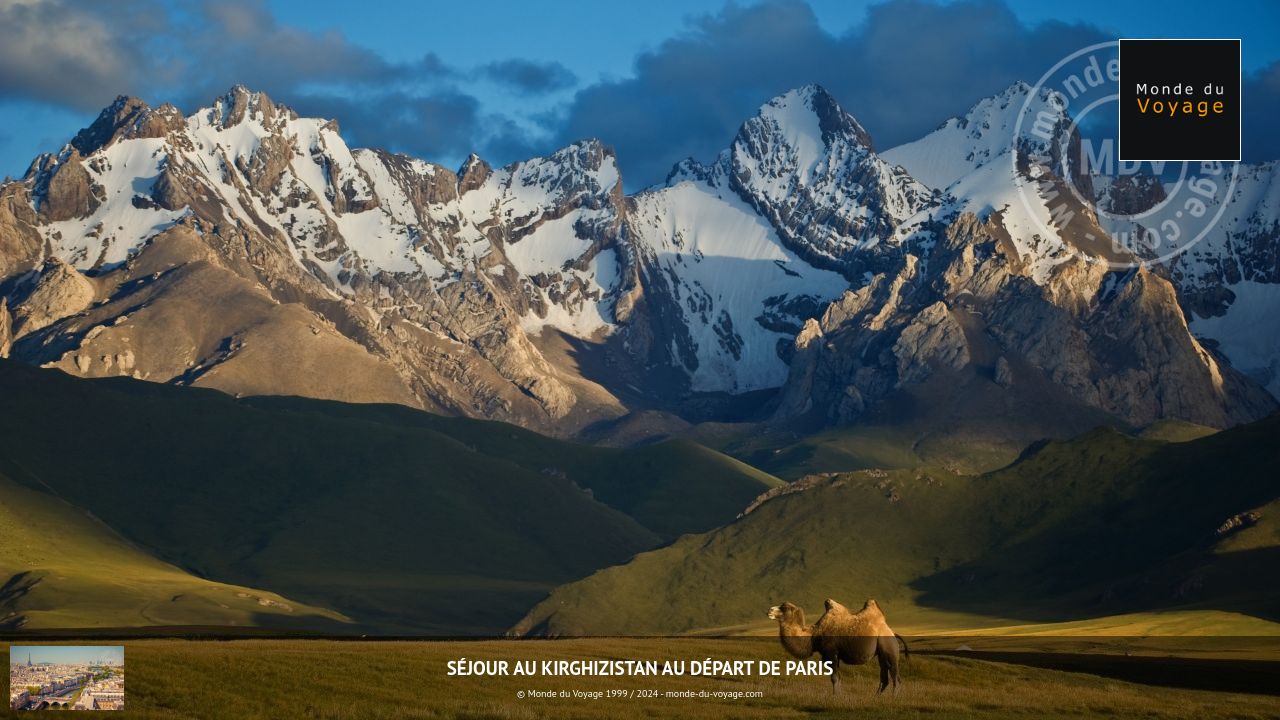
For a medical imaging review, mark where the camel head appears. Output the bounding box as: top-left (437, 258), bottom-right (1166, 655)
top-left (768, 602), bottom-right (804, 624)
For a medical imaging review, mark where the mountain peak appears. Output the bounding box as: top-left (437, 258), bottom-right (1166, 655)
top-left (205, 85), bottom-right (285, 129)
top-left (511, 138), bottom-right (621, 197)
top-left (70, 96), bottom-right (149, 155)
top-left (756, 84), bottom-right (873, 150)
top-left (777, 83), bottom-right (829, 104)
top-left (881, 80), bottom-right (1071, 190)
top-left (68, 95), bottom-right (187, 157)
top-left (457, 152), bottom-right (491, 193)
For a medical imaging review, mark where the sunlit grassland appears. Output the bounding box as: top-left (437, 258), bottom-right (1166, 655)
top-left (4, 638), bottom-right (1276, 720)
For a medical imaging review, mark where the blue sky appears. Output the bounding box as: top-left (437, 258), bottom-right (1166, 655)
top-left (9, 646), bottom-right (124, 666)
top-left (1, 0), bottom-right (1277, 185)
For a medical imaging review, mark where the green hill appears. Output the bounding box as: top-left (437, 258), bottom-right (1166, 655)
top-left (700, 369), bottom-right (1129, 480)
top-left (0, 470), bottom-right (348, 631)
top-left (0, 361), bottom-right (777, 634)
top-left (239, 397), bottom-right (781, 540)
top-left (513, 415), bottom-right (1280, 636)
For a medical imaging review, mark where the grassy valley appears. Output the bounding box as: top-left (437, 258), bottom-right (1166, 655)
top-left (515, 415), bottom-right (1280, 636)
top-left (0, 470), bottom-right (347, 631)
top-left (0, 361), bottom-right (778, 634)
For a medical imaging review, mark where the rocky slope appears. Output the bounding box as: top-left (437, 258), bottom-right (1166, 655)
top-left (0, 89), bottom-right (633, 431)
top-left (884, 81), bottom-right (1280, 403)
top-left (0, 83), bottom-right (1273, 439)
top-left (1143, 162), bottom-right (1280, 396)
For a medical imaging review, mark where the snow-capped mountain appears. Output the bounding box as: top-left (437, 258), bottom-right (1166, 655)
top-left (881, 80), bottom-right (1067, 191)
top-left (2, 88), bottom-right (633, 428)
top-left (0, 83), bottom-right (1274, 439)
top-left (723, 86), bottom-right (934, 272)
top-left (622, 86), bottom-right (925, 393)
top-left (1154, 162), bottom-right (1280, 395)
top-left (882, 81), bottom-right (1280, 401)
top-left (625, 166), bottom-right (849, 392)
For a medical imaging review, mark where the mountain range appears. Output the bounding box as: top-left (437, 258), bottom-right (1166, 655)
top-left (1, 81), bottom-right (1278, 636)
top-left (2, 82), bottom-right (1276, 446)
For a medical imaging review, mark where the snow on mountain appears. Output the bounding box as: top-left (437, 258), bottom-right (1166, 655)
top-left (1107, 160), bottom-right (1280, 397)
top-left (725, 85), bottom-right (934, 270)
top-left (4, 81), bottom-right (1276, 432)
top-left (40, 137), bottom-right (188, 267)
top-left (888, 82), bottom-right (1280, 401)
top-left (881, 82), bottom-right (1084, 283)
top-left (1148, 161), bottom-right (1280, 302)
top-left (628, 175), bottom-right (848, 392)
top-left (882, 81), bottom-right (1066, 191)
top-left (463, 140), bottom-right (623, 337)
top-left (34, 87), bottom-right (627, 333)
top-left (615, 84), bottom-right (944, 392)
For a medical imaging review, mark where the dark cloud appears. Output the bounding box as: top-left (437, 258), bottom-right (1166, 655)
top-left (557, 0), bottom-right (1113, 184)
top-left (1243, 61), bottom-right (1280, 163)
top-left (3, 0), bottom-right (1275, 183)
top-left (0, 0), bottom-right (503, 166)
top-left (0, 0), bottom-right (150, 110)
top-left (290, 90), bottom-right (481, 163)
top-left (479, 59), bottom-right (577, 95)
top-left (0, 0), bottom-right (430, 110)
top-left (179, 0), bottom-right (399, 102)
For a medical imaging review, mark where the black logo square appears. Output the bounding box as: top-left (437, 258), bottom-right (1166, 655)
top-left (1119, 39), bottom-right (1241, 161)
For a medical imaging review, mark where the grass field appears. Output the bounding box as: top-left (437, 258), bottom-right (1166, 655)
top-left (3, 638), bottom-right (1277, 719)
top-left (518, 417), bottom-right (1280, 635)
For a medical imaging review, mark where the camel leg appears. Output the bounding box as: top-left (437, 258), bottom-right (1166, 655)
top-left (829, 657), bottom-right (840, 694)
top-left (887, 637), bottom-right (901, 693)
top-left (877, 653), bottom-right (890, 694)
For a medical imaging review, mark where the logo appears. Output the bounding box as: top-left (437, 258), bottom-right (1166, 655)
top-left (1119, 39), bottom-right (1241, 162)
top-left (1012, 41), bottom-right (1239, 269)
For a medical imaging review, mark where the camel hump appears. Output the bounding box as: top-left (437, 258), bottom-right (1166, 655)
top-left (824, 598), bottom-right (851, 613)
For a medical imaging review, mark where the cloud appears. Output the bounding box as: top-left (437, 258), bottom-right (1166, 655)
top-left (290, 91), bottom-right (482, 164)
top-left (174, 0), bottom-right (409, 105)
top-left (2, 0), bottom-right (1275, 183)
top-left (479, 59), bottom-right (578, 95)
top-left (0, 0), bottom-right (147, 110)
top-left (1243, 61), bottom-right (1280, 163)
top-left (0, 0), bottom-right (505, 166)
top-left (0, 0), bottom-right (419, 110)
top-left (556, 0), bottom-right (1112, 184)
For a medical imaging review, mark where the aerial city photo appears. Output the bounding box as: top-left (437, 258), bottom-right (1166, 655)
top-left (8, 647), bottom-right (124, 711)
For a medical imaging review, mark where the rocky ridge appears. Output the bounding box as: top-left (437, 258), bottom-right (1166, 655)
top-left (0, 83), bottom-right (1274, 438)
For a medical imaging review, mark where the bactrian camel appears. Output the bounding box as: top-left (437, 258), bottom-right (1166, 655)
top-left (767, 598), bottom-right (908, 693)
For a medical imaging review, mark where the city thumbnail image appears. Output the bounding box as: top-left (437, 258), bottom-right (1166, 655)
top-left (9, 646), bottom-right (123, 711)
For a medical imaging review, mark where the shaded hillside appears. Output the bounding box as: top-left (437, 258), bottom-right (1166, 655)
top-left (514, 415), bottom-right (1280, 636)
top-left (0, 471), bottom-right (348, 631)
top-left (0, 361), bottom-right (776, 633)
top-left (239, 396), bottom-right (781, 540)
